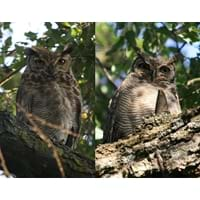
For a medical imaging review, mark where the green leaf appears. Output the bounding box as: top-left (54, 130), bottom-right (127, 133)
top-left (116, 22), bottom-right (126, 30)
top-left (25, 31), bottom-right (37, 41)
top-left (125, 30), bottom-right (136, 48)
top-left (106, 36), bottom-right (124, 55)
top-left (0, 55), bottom-right (4, 64)
top-left (4, 37), bottom-right (12, 49)
top-left (3, 22), bottom-right (11, 30)
top-left (45, 22), bottom-right (52, 29)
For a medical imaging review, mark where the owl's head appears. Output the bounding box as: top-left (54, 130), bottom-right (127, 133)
top-left (25, 46), bottom-right (73, 76)
top-left (132, 53), bottom-right (154, 82)
top-left (132, 53), bottom-right (177, 84)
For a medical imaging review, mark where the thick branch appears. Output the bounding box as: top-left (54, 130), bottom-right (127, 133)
top-left (96, 107), bottom-right (200, 178)
top-left (187, 77), bottom-right (200, 86)
top-left (0, 111), bottom-right (95, 178)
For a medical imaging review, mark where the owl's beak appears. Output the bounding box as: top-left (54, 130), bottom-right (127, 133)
top-left (48, 65), bottom-right (55, 78)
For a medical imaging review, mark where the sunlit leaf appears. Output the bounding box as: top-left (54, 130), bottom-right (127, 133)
top-left (24, 31), bottom-right (37, 41)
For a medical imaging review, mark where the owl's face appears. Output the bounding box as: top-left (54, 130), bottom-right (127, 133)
top-left (132, 53), bottom-right (176, 84)
top-left (25, 46), bottom-right (72, 77)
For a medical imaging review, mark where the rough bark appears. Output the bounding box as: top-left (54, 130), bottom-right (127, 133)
top-left (96, 107), bottom-right (200, 178)
top-left (0, 111), bottom-right (95, 178)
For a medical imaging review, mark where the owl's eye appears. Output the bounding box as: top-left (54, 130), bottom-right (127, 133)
top-left (138, 63), bottom-right (150, 70)
top-left (58, 59), bottom-right (66, 65)
top-left (160, 66), bottom-right (170, 73)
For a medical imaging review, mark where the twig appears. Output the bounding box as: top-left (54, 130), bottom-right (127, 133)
top-left (95, 57), bottom-right (117, 89)
top-left (16, 103), bottom-right (65, 177)
top-left (0, 65), bottom-right (24, 87)
top-left (187, 77), bottom-right (200, 86)
top-left (178, 42), bottom-right (187, 52)
top-left (161, 23), bottom-right (184, 51)
top-left (29, 118), bottom-right (65, 177)
top-left (0, 147), bottom-right (11, 177)
top-left (0, 49), bottom-right (16, 57)
top-left (17, 103), bottom-right (80, 138)
top-left (161, 23), bottom-right (177, 39)
top-left (161, 23), bottom-right (188, 54)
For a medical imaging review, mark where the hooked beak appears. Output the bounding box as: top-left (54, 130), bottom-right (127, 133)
top-left (48, 65), bottom-right (55, 78)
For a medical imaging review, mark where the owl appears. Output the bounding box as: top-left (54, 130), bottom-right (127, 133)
top-left (103, 53), bottom-right (181, 143)
top-left (103, 53), bottom-right (156, 143)
top-left (16, 46), bottom-right (82, 149)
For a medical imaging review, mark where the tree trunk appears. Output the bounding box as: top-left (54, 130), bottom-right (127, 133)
top-left (0, 111), bottom-right (95, 178)
top-left (96, 107), bottom-right (200, 178)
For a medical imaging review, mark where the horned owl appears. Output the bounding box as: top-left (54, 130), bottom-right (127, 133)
top-left (103, 53), bottom-right (181, 143)
top-left (16, 46), bottom-right (82, 149)
top-left (103, 53), bottom-right (155, 143)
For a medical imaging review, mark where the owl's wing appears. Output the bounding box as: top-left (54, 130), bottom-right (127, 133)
top-left (155, 89), bottom-right (169, 114)
top-left (65, 94), bottom-right (82, 149)
top-left (103, 87), bottom-right (121, 143)
top-left (173, 92), bottom-right (182, 114)
top-left (73, 95), bottom-right (82, 133)
top-left (103, 73), bottom-right (138, 143)
top-left (16, 84), bottom-right (34, 124)
top-left (165, 86), bottom-right (182, 115)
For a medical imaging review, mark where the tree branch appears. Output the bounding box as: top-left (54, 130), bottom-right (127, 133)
top-left (96, 107), bottom-right (200, 178)
top-left (178, 42), bottom-right (187, 52)
top-left (187, 77), bottom-right (200, 86)
top-left (161, 23), bottom-right (187, 53)
top-left (0, 147), bottom-right (11, 177)
top-left (0, 111), bottom-right (95, 178)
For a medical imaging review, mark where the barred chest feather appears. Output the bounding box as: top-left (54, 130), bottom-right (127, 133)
top-left (115, 83), bottom-right (158, 137)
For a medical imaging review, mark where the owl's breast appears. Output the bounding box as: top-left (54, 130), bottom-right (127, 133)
top-left (31, 82), bottom-right (73, 126)
top-left (116, 84), bottom-right (158, 136)
top-left (128, 84), bottom-right (158, 121)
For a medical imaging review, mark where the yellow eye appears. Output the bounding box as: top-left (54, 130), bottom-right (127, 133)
top-left (58, 59), bottom-right (66, 65)
top-left (138, 63), bottom-right (150, 70)
top-left (160, 66), bottom-right (170, 73)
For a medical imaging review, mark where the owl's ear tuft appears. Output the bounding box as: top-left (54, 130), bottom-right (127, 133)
top-left (62, 44), bottom-right (73, 56)
top-left (131, 52), bottom-right (146, 71)
top-left (168, 53), bottom-right (183, 65)
top-left (25, 47), bottom-right (39, 57)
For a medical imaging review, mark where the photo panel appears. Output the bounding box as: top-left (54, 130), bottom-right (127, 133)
top-left (0, 22), bottom-right (95, 178)
top-left (95, 22), bottom-right (200, 178)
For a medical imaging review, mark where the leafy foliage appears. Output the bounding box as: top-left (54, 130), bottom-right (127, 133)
top-left (0, 22), bottom-right (95, 159)
top-left (95, 22), bottom-right (200, 140)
